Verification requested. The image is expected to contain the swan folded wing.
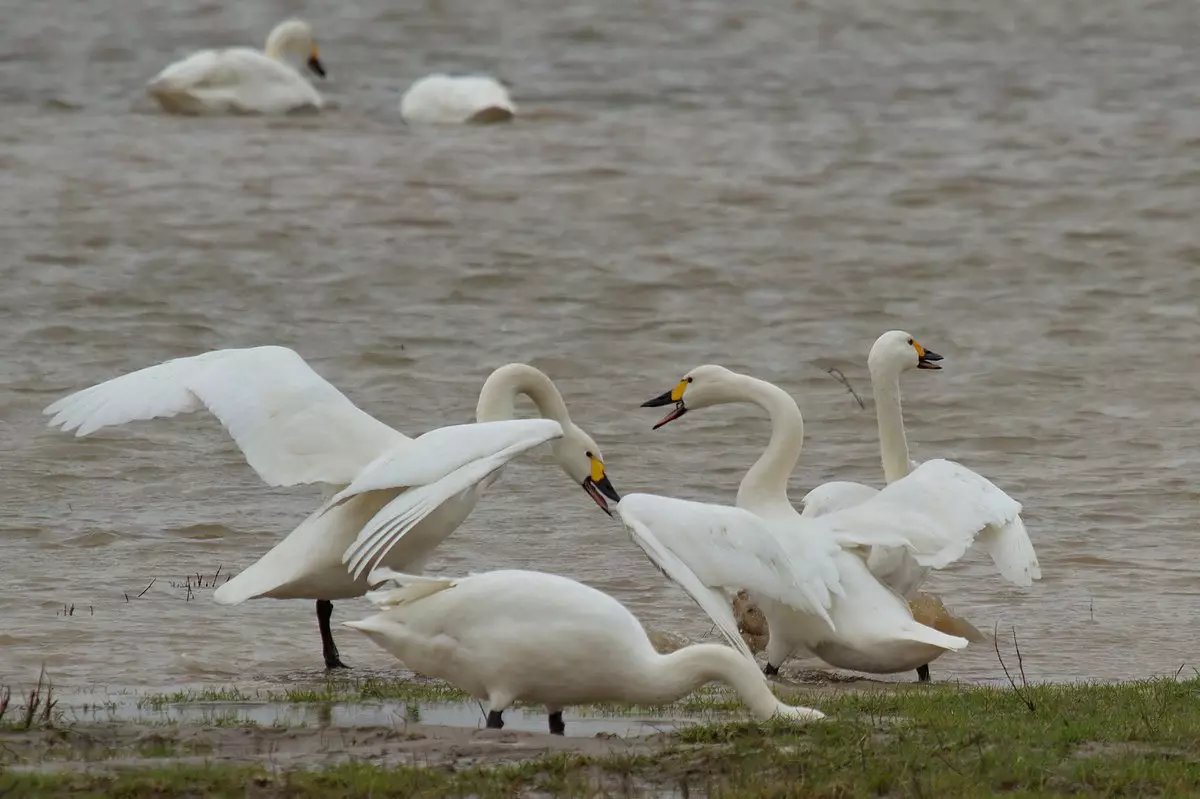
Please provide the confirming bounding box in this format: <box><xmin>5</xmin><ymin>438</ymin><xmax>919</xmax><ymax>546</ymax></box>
<box><xmin>338</xmin><ymin>419</ymin><xmax>564</xmax><ymax>580</ymax></box>
<box><xmin>812</xmin><ymin>459</ymin><xmax>1040</xmax><ymax>583</ymax></box>
<box><xmin>615</xmin><ymin>496</ymin><xmax>755</xmax><ymax>663</ymax></box>
<box><xmin>43</xmin><ymin>346</ymin><xmax>407</xmax><ymax>487</ymax></box>
<box><xmin>617</xmin><ymin>494</ymin><xmax>841</xmax><ymax>633</ymax></box>
<box><xmin>363</xmin><ymin>568</ymin><xmax>458</xmax><ymax>608</ymax></box>
<box><xmin>799</xmin><ymin>481</ymin><xmax>879</xmax><ymax>518</ymax></box>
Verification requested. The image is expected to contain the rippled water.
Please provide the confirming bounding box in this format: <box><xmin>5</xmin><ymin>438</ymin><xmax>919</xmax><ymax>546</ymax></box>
<box><xmin>2</xmin><ymin>0</ymin><xmax>1199</xmax><ymax>695</ymax></box>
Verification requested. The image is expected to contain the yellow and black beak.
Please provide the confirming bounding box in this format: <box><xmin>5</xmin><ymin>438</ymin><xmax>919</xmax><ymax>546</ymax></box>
<box><xmin>914</xmin><ymin>340</ymin><xmax>943</xmax><ymax>370</ymax></box>
<box><xmin>581</xmin><ymin>455</ymin><xmax>620</xmax><ymax>515</ymax></box>
<box><xmin>641</xmin><ymin>378</ymin><xmax>689</xmax><ymax>430</ymax></box>
<box><xmin>306</xmin><ymin>44</ymin><xmax>326</xmax><ymax>78</ymax></box>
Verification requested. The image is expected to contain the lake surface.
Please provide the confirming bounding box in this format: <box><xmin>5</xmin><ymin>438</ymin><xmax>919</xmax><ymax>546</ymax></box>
<box><xmin>2</xmin><ymin>0</ymin><xmax>1198</xmax><ymax>695</ymax></box>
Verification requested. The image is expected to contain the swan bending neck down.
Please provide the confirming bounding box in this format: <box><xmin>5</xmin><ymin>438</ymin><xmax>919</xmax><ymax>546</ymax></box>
<box><xmin>347</xmin><ymin>568</ymin><xmax>824</xmax><ymax>734</ymax></box>
<box><xmin>147</xmin><ymin>18</ymin><xmax>326</xmax><ymax>116</ymax></box>
<box><xmin>43</xmin><ymin>348</ymin><xmax>618</xmax><ymax>670</ymax></box>
<box><xmin>400</xmin><ymin>74</ymin><xmax>516</xmax><ymax>125</ymax></box>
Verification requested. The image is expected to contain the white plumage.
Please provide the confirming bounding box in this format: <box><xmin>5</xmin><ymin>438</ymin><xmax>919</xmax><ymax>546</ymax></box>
<box><xmin>146</xmin><ymin>19</ymin><xmax>325</xmax><ymax>115</ymax></box>
<box><xmin>44</xmin><ymin>349</ymin><xmax>617</xmax><ymax>669</ymax></box>
<box><xmin>400</xmin><ymin>74</ymin><xmax>516</xmax><ymax>124</ymax></box>
<box><xmin>346</xmin><ymin>568</ymin><xmax>825</xmax><ymax>734</ymax></box>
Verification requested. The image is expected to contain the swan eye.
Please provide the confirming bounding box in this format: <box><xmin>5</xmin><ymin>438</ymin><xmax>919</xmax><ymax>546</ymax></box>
<box><xmin>585</xmin><ymin>451</ymin><xmax>593</xmax><ymax>459</ymax></box>
<box><xmin>907</xmin><ymin>337</ymin><xmax>914</xmax><ymax>345</ymax></box>
<box><xmin>686</xmin><ymin>377</ymin><xmax>693</xmax><ymax>383</ymax></box>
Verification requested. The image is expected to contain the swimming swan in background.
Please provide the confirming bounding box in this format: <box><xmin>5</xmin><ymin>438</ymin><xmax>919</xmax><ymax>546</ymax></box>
<box><xmin>44</xmin><ymin>349</ymin><xmax>618</xmax><ymax>669</ymax></box>
<box><xmin>400</xmin><ymin>74</ymin><xmax>516</xmax><ymax>124</ymax></box>
<box><xmin>635</xmin><ymin>364</ymin><xmax>1032</xmax><ymax>677</ymax></box>
<box><xmin>798</xmin><ymin>331</ymin><xmax>1042</xmax><ymax>680</ymax></box>
<box><xmin>346</xmin><ymin>568</ymin><xmax>825</xmax><ymax>733</ymax></box>
<box><xmin>146</xmin><ymin>19</ymin><xmax>326</xmax><ymax>115</ymax></box>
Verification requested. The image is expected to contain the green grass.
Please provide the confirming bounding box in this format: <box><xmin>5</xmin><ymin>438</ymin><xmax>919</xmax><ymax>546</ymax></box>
<box><xmin>4</xmin><ymin>679</ymin><xmax>1200</xmax><ymax>796</ymax></box>
<box><xmin>133</xmin><ymin>676</ymin><xmax>741</xmax><ymax>716</ymax></box>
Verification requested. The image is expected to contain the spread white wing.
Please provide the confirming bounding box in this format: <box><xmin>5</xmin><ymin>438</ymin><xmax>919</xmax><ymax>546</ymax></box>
<box><xmin>615</xmin><ymin>493</ymin><xmax>845</xmax><ymax>663</ymax></box>
<box><xmin>809</xmin><ymin>458</ymin><xmax>1041</xmax><ymax>586</ymax></box>
<box><xmin>44</xmin><ymin>346</ymin><xmax>407</xmax><ymax>488</ymax></box>
<box><xmin>337</xmin><ymin>419</ymin><xmax>564</xmax><ymax>579</ymax></box>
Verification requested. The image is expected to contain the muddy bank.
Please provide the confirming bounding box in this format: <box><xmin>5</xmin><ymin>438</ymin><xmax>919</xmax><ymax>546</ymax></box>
<box><xmin>1</xmin><ymin>720</ymin><xmax>658</xmax><ymax>774</ymax></box>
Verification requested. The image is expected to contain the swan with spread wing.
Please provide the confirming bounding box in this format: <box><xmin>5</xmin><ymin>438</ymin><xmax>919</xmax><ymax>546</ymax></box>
<box><xmin>799</xmin><ymin>331</ymin><xmax>1042</xmax><ymax>680</ymax></box>
<box><xmin>625</xmin><ymin>363</ymin><xmax>1035</xmax><ymax>678</ymax></box>
<box><xmin>44</xmin><ymin>348</ymin><xmax>618</xmax><ymax>669</ymax></box>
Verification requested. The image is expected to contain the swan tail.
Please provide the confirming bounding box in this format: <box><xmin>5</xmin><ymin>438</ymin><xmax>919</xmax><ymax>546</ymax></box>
<box><xmin>212</xmin><ymin>558</ymin><xmax>289</xmax><ymax>605</ymax></box>
<box><xmin>899</xmin><ymin>622</ymin><xmax>969</xmax><ymax>652</ymax></box>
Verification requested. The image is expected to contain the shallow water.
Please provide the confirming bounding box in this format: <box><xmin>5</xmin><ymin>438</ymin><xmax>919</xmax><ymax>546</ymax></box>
<box><xmin>2</xmin><ymin>0</ymin><xmax>1200</xmax><ymax>696</ymax></box>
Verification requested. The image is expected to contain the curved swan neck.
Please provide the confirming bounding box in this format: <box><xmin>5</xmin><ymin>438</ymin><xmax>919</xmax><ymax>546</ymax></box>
<box><xmin>475</xmin><ymin>364</ymin><xmax>571</xmax><ymax>424</ymax></box>
<box><xmin>730</xmin><ymin>375</ymin><xmax>804</xmax><ymax>515</ymax></box>
<box><xmin>639</xmin><ymin>645</ymin><xmax>784</xmax><ymax>720</ymax></box>
<box><xmin>870</xmin><ymin>363</ymin><xmax>910</xmax><ymax>484</ymax></box>
<box><xmin>264</xmin><ymin>20</ymin><xmax>304</xmax><ymax>60</ymax></box>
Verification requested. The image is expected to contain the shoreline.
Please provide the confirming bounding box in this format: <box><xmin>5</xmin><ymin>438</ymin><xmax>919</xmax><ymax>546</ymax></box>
<box><xmin>4</xmin><ymin>671</ymin><xmax>1200</xmax><ymax>796</ymax></box>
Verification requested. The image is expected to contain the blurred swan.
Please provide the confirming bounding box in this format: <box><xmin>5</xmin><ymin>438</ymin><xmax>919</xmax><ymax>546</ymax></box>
<box><xmin>799</xmin><ymin>331</ymin><xmax>1041</xmax><ymax>680</ymax></box>
<box><xmin>347</xmin><ymin>568</ymin><xmax>825</xmax><ymax>733</ymax></box>
<box><xmin>400</xmin><ymin>74</ymin><xmax>516</xmax><ymax>124</ymax></box>
<box><xmin>146</xmin><ymin>19</ymin><xmax>326</xmax><ymax>115</ymax></box>
<box><xmin>44</xmin><ymin>349</ymin><xmax>617</xmax><ymax>669</ymax></box>
<box><xmin>631</xmin><ymin>364</ymin><xmax>1031</xmax><ymax>678</ymax></box>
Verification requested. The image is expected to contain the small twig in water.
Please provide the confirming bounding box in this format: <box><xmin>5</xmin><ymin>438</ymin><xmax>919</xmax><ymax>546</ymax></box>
<box><xmin>993</xmin><ymin>623</ymin><xmax>1035</xmax><ymax>713</ymax></box>
<box><xmin>826</xmin><ymin>367</ymin><xmax>866</xmax><ymax>410</ymax></box>
<box><xmin>137</xmin><ymin>578</ymin><xmax>155</xmax><ymax>598</ymax></box>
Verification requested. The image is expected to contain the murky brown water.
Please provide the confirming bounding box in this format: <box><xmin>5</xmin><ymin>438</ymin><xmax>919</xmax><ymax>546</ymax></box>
<box><xmin>2</xmin><ymin>0</ymin><xmax>1199</xmax><ymax>696</ymax></box>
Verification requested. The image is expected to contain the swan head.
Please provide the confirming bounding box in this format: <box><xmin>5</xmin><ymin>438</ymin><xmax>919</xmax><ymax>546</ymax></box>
<box><xmin>868</xmin><ymin>330</ymin><xmax>942</xmax><ymax>376</ymax></box>
<box><xmin>552</xmin><ymin>424</ymin><xmax>620</xmax><ymax>516</ymax></box>
<box><xmin>640</xmin><ymin>364</ymin><xmax>746</xmax><ymax>429</ymax></box>
<box><xmin>265</xmin><ymin>19</ymin><xmax>326</xmax><ymax>78</ymax></box>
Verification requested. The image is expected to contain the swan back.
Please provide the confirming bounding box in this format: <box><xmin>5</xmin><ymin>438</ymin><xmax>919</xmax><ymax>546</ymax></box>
<box><xmin>400</xmin><ymin>74</ymin><xmax>516</xmax><ymax>125</ymax></box>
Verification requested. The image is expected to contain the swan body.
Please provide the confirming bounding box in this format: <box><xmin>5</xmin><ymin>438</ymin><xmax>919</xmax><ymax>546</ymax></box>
<box><xmin>799</xmin><ymin>331</ymin><xmax>1041</xmax><ymax>679</ymax></box>
<box><xmin>44</xmin><ymin>349</ymin><xmax>618</xmax><ymax>668</ymax></box>
<box><xmin>147</xmin><ymin>19</ymin><xmax>326</xmax><ymax>115</ymax></box>
<box><xmin>799</xmin><ymin>330</ymin><xmax>1041</xmax><ymax>590</ymax></box>
<box><xmin>346</xmin><ymin>568</ymin><xmax>825</xmax><ymax>733</ymax></box>
<box><xmin>400</xmin><ymin>74</ymin><xmax>516</xmax><ymax>124</ymax></box>
<box><xmin>636</xmin><ymin>364</ymin><xmax>1033</xmax><ymax>677</ymax></box>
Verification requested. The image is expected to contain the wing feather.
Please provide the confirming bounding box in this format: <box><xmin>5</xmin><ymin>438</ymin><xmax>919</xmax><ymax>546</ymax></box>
<box><xmin>44</xmin><ymin>346</ymin><xmax>407</xmax><ymax>487</ymax></box>
<box><xmin>337</xmin><ymin>419</ymin><xmax>563</xmax><ymax>579</ymax></box>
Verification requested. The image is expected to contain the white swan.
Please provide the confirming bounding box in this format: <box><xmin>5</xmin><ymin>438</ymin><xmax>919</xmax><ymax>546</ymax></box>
<box><xmin>146</xmin><ymin>19</ymin><xmax>326</xmax><ymax>115</ymax></box>
<box><xmin>346</xmin><ymin>567</ymin><xmax>825</xmax><ymax>733</ymax></box>
<box><xmin>400</xmin><ymin>74</ymin><xmax>516</xmax><ymax>125</ymax></box>
<box><xmin>44</xmin><ymin>348</ymin><xmax>618</xmax><ymax>669</ymax></box>
<box><xmin>631</xmin><ymin>364</ymin><xmax>1032</xmax><ymax>677</ymax></box>
<box><xmin>799</xmin><ymin>330</ymin><xmax>1042</xmax><ymax>679</ymax></box>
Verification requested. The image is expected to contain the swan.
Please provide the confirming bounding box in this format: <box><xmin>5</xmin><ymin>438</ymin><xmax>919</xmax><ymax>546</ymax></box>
<box><xmin>799</xmin><ymin>330</ymin><xmax>1042</xmax><ymax>680</ymax></box>
<box><xmin>44</xmin><ymin>348</ymin><xmax>618</xmax><ymax>669</ymax></box>
<box><xmin>345</xmin><ymin>567</ymin><xmax>825</xmax><ymax>734</ymax></box>
<box><xmin>399</xmin><ymin>74</ymin><xmax>516</xmax><ymax>125</ymax></box>
<box><xmin>146</xmin><ymin>19</ymin><xmax>326</xmax><ymax>115</ymax></box>
<box><xmin>631</xmin><ymin>364</ymin><xmax>1033</xmax><ymax>678</ymax></box>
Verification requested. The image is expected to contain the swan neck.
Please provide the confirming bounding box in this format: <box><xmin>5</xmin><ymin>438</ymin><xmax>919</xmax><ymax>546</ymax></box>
<box><xmin>871</xmin><ymin>365</ymin><xmax>910</xmax><ymax>483</ymax></box>
<box><xmin>475</xmin><ymin>364</ymin><xmax>571</xmax><ymax>424</ymax></box>
<box><xmin>641</xmin><ymin>645</ymin><xmax>783</xmax><ymax>721</ymax></box>
<box><xmin>264</xmin><ymin>22</ymin><xmax>298</xmax><ymax>60</ymax></box>
<box><xmin>733</xmin><ymin>376</ymin><xmax>804</xmax><ymax>514</ymax></box>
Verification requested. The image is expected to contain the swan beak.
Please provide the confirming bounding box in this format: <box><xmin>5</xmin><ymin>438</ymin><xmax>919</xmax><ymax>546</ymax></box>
<box><xmin>917</xmin><ymin>348</ymin><xmax>943</xmax><ymax>370</ymax></box>
<box><xmin>306</xmin><ymin>47</ymin><xmax>326</xmax><ymax>78</ymax></box>
<box><xmin>641</xmin><ymin>380</ymin><xmax>689</xmax><ymax>429</ymax></box>
<box><xmin>582</xmin><ymin>457</ymin><xmax>620</xmax><ymax>515</ymax></box>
